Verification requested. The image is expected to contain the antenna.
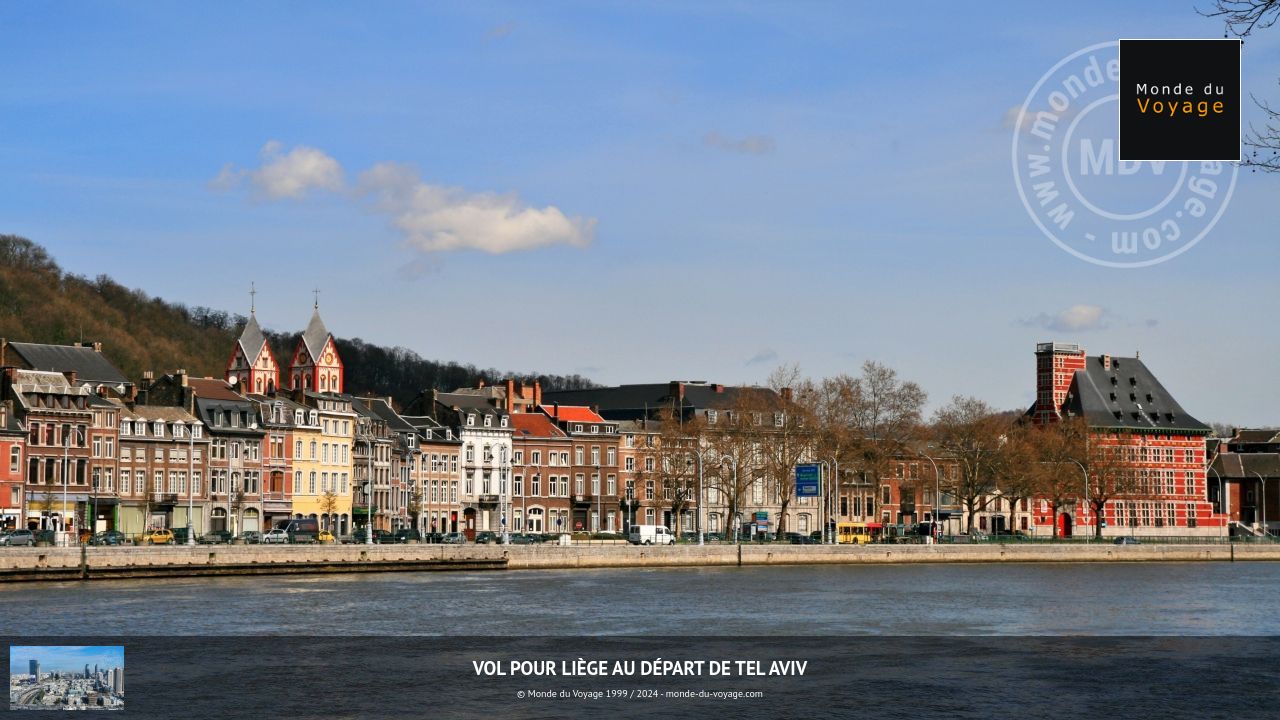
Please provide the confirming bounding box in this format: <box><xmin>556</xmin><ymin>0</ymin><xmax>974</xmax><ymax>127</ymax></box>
<box><xmin>313</xmin><ymin>287</ymin><xmax>321</xmax><ymax>309</ymax></box>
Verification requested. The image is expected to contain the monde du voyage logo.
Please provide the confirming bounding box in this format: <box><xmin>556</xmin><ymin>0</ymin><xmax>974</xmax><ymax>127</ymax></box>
<box><xmin>1012</xmin><ymin>40</ymin><xmax>1240</xmax><ymax>268</ymax></box>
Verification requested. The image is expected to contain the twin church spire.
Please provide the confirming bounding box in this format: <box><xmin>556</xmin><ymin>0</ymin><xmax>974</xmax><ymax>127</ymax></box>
<box><xmin>226</xmin><ymin>286</ymin><xmax>344</xmax><ymax>395</ymax></box>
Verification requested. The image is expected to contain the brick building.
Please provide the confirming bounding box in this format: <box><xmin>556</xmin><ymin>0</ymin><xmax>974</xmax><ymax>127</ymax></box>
<box><xmin>539</xmin><ymin>405</ymin><xmax>621</xmax><ymax>533</ymax></box>
<box><xmin>1029</xmin><ymin>342</ymin><xmax>1220</xmax><ymax>537</ymax></box>
<box><xmin>1208</xmin><ymin>429</ymin><xmax>1280</xmax><ymax>535</ymax></box>
<box><xmin>0</xmin><ymin>400</ymin><xmax>24</xmax><ymax>531</ymax></box>
<box><xmin>509</xmin><ymin>412</ymin><xmax>571</xmax><ymax>534</ymax></box>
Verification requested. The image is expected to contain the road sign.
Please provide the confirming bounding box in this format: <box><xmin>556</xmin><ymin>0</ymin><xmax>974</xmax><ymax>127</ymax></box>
<box><xmin>795</xmin><ymin>463</ymin><xmax>821</xmax><ymax>497</ymax></box>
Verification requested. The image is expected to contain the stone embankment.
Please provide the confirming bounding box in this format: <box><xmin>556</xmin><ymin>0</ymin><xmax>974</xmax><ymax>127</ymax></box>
<box><xmin>0</xmin><ymin>542</ymin><xmax>1275</xmax><ymax>582</ymax></box>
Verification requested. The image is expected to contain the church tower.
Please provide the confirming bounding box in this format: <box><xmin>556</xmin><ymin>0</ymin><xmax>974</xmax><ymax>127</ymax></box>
<box><xmin>226</xmin><ymin>284</ymin><xmax>280</xmax><ymax>394</ymax></box>
<box><xmin>289</xmin><ymin>294</ymin><xmax>344</xmax><ymax>393</ymax></box>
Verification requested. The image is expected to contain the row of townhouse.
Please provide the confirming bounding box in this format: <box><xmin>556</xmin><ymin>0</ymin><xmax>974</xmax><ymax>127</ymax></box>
<box><xmin>0</xmin><ymin>310</ymin><xmax>1267</xmax><ymax>541</ymax></box>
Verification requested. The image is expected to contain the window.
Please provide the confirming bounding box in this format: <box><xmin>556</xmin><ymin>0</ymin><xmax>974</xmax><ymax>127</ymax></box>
<box><xmin>483</xmin><ymin>415</ymin><xmax>492</xmax><ymax>427</ymax></box>
<box><xmin>10</xmin><ymin>447</ymin><xmax>19</xmax><ymax>473</ymax></box>
<box><xmin>576</xmin><ymin>474</ymin><xmax>585</xmax><ymax>495</ymax></box>
<box><xmin>607</xmin><ymin>448</ymin><xmax>616</xmax><ymax>466</ymax></box>
<box><xmin>625</xmin><ymin>457</ymin><xmax>635</xmax><ymax>471</ymax></box>
<box><xmin>309</xmin><ymin>472</ymin><xmax>317</xmax><ymax>494</ymax></box>
<box><xmin>607</xmin><ymin>474</ymin><xmax>616</xmax><ymax>495</ymax></box>
<box><xmin>532</xmin><ymin>475</ymin><xmax>541</xmax><ymax>496</ymax></box>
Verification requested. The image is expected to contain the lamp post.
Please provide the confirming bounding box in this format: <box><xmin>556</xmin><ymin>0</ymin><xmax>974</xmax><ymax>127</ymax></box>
<box><xmin>1207</xmin><ymin>465</ymin><xmax>1226</xmax><ymax>536</ymax></box>
<box><xmin>91</xmin><ymin>473</ymin><xmax>98</xmax><ymax>542</ymax></box>
<box><xmin>362</xmin><ymin>480</ymin><xmax>373</xmax><ymax>545</ymax></box>
<box><xmin>695</xmin><ymin>448</ymin><xmax>705</xmax><ymax>546</ymax></box>
<box><xmin>921</xmin><ymin>452</ymin><xmax>941</xmax><ymax>543</ymax></box>
<box><xmin>62</xmin><ymin>425</ymin><xmax>85</xmax><ymax>546</ymax></box>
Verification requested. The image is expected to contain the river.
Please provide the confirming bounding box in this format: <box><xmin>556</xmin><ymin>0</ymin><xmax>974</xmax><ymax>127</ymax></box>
<box><xmin>2</xmin><ymin>562</ymin><xmax>1275</xmax><ymax>635</ymax></box>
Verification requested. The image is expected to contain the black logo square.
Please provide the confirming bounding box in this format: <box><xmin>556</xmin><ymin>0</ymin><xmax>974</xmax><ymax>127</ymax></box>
<box><xmin>1119</xmin><ymin>39</ymin><xmax>1241</xmax><ymax>161</ymax></box>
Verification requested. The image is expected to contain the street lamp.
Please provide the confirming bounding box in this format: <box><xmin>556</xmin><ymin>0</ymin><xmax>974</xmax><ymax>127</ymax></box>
<box><xmin>62</xmin><ymin>425</ymin><xmax>86</xmax><ymax>546</ymax></box>
<box><xmin>362</xmin><ymin>480</ymin><xmax>373</xmax><ymax>546</ymax></box>
<box><xmin>1207</xmin><ymin>465</ymin><xmax>1226</xmax><ymax>533</ymax></box>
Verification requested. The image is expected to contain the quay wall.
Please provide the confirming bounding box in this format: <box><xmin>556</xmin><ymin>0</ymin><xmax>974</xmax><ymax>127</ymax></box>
<box><xmin>1</xmin><ymin>542</ymin><xmax>1278</xmax><ymax>581</ymax></box>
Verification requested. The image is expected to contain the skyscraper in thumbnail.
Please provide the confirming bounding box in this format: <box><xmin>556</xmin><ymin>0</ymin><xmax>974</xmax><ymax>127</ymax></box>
<box><xmin>113</xmin><ymin>667</ymin><xmax>123</xmax><ymax>693</ymax></box>
<box><xmin>29</xmin><ymin>659</ymin><xmax>39</xmax><ymax>679</ymax></box>
<box><xmin>85</xmin><ymin>663</ymin><xmax>90</xmax><ymax>678</ymax></box>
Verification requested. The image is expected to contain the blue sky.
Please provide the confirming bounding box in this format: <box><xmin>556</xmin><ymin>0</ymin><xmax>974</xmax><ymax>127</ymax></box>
<box><xmin>9</xmin><ymin>646</ymin><xmax>124</xmax><ymax>674</ymax></box>
<box><xmin>2</xmin><ymin>1</ymin><xmax>1277</xmax><ymax>425</ymax></box>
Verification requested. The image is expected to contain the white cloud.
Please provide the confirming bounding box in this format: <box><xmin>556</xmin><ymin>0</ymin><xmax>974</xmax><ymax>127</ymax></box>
<box><xmin>703</xmin><ymin>131</ymin><xmax>776</xmax><ymax>155</ymax></box>
<box><xmin>1021</xmin><ymin>304</ymin><xmax>1109</xmax><ymax>332</ymax></box>
<box><xmin>358</xmin><ymin>162</ymin><xmax>596</xmax><ymax>254</ymax></box>
<box><xmin>209</xmin><ymin>140</ymin><xmax>344</xmax><ymax>200</ymax></box>
<box><xmin>212</xmin><ymin>144</ymin><xmax>595</xmax><ymax>255</ymax></box>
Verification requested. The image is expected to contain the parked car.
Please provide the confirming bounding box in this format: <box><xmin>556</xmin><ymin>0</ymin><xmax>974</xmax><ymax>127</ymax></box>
<box><xmin>508</xmin><ymin>533</ymin><xmax>539</xmax><ymax>544</ymax></box>
<box><xmin>238</xmin><ymin>530</ymin><xmax>263</xmax><ymax>544</ymax></box>
<box><xmin>474</xmin><ymin>531</ymin><xmax>499</xmax><ymax>544</ymax></box>
<box><xmin>350</xmin><ymin>527</ymin><xmax>393</xmax><ymax>544</ymax></box>
<box><xmin>441</xmin><ymin>532</ymin><xmax>467</xmax><ymax>544</ymax></box>
<box><xmin>1114</xmin><ymin>536</ymin><xmax>1141</xmax><ymax>545</ymax></box>
<box><xmin>261</xmin><ymin>528</ymin><xmax>291</xmax><ymax>544</ymax></box>
<box><xmin>0</xmin><ymin>529</ymin><xmax>35</xmax><ymax>546</ymax></box>
<box><xmin>317</xmin><ymin>530</ymin><xmax>336</xmax><ymax>544</ymax></box>
<box><xmin>277</xmin><ymin>518</ymin><xmax>319</xmax><ymax>543</ymax></box>
<box><xmin>89</xmin><ymin>530</ymin><xmax>127</xmax><ymax>546</ymax></box>
<box><xmin>784</xmin><ymin>532</ymin><xmax>816</xmax><ymax>545</ymax></box>
<box><xmin>144</xmin><ymin>528</ymin><xmax>175</xmax><ymax>545</ymax></box>
<box><xmin>421</xmin><ymin>532</ymin><xmax>443</xmax><ymax>544</ymax></box>
<box><xmin>199</xmin><ymin>530</ymin><xmax>233</xmax><ymax>544</ymax></box>
<box><xmin>393</xmin><ymin>529</ymin><xmax>422</xmax><ymax>544</ymax></box>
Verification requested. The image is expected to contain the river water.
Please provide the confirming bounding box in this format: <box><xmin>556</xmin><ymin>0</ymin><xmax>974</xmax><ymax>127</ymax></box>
<box><xmin>2</xmin><ymin>562</ymin><xmax>1276</xmax><ymax>636</ymax></box>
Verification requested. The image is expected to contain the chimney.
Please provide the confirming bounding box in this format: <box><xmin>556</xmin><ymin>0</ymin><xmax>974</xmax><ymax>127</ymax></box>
<box><xmin>1102</xmin><ymin>355</ymin><xmax>1112</xmax><ymax>370</ymax></box>
<box><xmin>552</xmin><ymin>402</ymin><xmax>559</xmax><ymax>420</ymax></box>
<box><xmin>533</xmin><ymin>380</ymin><xmax>542</xmax><ymax>407</ymax></box>
<box><xmin>63</xmin><ymin>370</ymin><xmax>78</xmax><ymax>386</ymax></box>
<box><xmin>669</xmin><ymin>381</ymin><xmax>685</xmax><ymax>404</ymax></box>
<box><xmin>0</xmin><ymin>338</ymin><xmax>6</xmax><ymax>366</ymax></box>
<box><xmin>505</xmin><ymin>379</ymin><xmax>516</xmax><ymax>414</ymax></box>
<box><xmin>92</xmin><ymin>341</ymin><xmax>103</xmax><ymax>353</ymax></box>
<box><xmin>781</xmin><ymin>387</ymin><xmax>793</xmax><ymax>402</ymax></box>
<box><xmin>176</xmin><ymin>369</ymin><xmax>188</xmax><ymax>388</ymax></box>
<box><xmin>713</xmin><ymin>384</ymin><xmax>724</xmax><ymax>393</ymax></box>
<box><xmin>478</xmin><ymin>379</ymin><xmax>485</xmax><ymax>389</ymax></box>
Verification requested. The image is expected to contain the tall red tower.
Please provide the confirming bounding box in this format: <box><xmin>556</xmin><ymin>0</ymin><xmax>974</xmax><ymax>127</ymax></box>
<box><xmin>289</xmin><ymin>299</ymin><xmax>343</xmax><ymax>394</ymax></box>
<box><xmin>1032</xmin><ymin>341</ymin><xmax>1086</xmax><ymax>425</ymax></box>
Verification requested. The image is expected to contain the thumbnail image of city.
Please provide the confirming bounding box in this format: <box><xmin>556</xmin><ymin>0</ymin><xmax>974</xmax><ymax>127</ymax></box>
<box><xmin>9</xmin><ymin>646</ymin><xmax>124</xmax><ymax>711</ymax></box>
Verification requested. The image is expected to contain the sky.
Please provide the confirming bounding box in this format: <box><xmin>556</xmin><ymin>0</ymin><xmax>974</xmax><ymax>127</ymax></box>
<box><xmin>9</xmin><ymin>645</ymin><xmax>124</xmax><ymax>674</ymax></box>
<box><xmin>2</xmin><ymin>1</ymin><xmax>1277</xmax><ymax>426</ymax></box>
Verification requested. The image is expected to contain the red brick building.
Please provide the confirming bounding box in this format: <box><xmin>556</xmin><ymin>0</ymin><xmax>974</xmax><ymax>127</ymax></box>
<box><xmin>0</xmin><ymin>400</ymin><xmax>24</xmax><ymax>531</ymax></box>
<box><xmin>1029</xmin><ymin>342</ymin><xmax>1220</xmax><ymax>537</ymax></box>
<box><xmin>509</xmin><ymin>412</ymin><xmax>571</xmax><ymax>534</ymax></box>
<box><xmin>539</xmin><ymin>405</ymin><xmax>622</xmax><ymax>533</ymax></box>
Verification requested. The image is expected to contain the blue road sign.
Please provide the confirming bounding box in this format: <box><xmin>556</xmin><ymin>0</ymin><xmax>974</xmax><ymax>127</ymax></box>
<box><xmin>795</xmin><ymin>463</ymin><xmax>821</xmax><ymax>497</ymax></box>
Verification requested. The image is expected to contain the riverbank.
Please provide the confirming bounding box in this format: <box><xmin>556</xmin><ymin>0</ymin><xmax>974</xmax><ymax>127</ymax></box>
<box><xmin>1</xmin><ymin>542</ymin><xmax>1278</xmax><ymax>581</ymax></box>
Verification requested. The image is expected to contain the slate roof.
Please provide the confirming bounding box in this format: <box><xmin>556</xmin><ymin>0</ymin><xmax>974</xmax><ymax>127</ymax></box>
<box><xmin>300</xmin><ymin>308</ymin><xmax>331</xmax><ymax>361</ymax></box>
<box><xmin>236</xmin><ymin>313</ymin><xmax>269</xmax><ymax>361</ymax></box>
<box><xmin>6</xmin><ymin>342</ymin><xmax>129</xmax><ymax>386</ymax></box>
<box><xmin>1059</xmin><ymin>355</ymin><xmax>1210</xmax><ymax>434</ymax></box>
<box><xmin>352</xmin><ymin>396</ymin><xmax>415</xmax><ymax>433</ymax></box>
<box><xmin>1233</xmin><ymin>429</ymin><xmax>1280</xmax><ymax>445</ymax></box>
<box><xmin>1211</xmin><ymin>452</ymin><xmax>1280</xmax><ymax>479</ymax></box>
<box><xmin>435</xmin><ymin>392</ymin><xmax>508</xmax><ymax>416</ymax></box>
<box><xmin>542</xmin><ymin>382</ymin><xmax>783</xmax><ymax>420</ymax></box>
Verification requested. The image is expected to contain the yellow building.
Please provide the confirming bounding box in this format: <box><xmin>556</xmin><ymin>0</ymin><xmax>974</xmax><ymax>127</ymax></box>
<box><xmin>290</xmin><ymin>393</ymin><xmax>356</xmax><ymax>535</ymax></box>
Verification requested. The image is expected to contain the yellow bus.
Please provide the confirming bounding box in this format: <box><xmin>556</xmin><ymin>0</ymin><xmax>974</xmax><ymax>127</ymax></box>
<box><xmin>836</xmin><ymin>522</ymin><xmax>883</xmax><ymax>544</ymax></box>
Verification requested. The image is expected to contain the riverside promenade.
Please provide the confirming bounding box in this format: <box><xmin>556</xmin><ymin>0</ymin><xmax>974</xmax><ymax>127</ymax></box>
<box><xmin>1</xmin><ymin>542</ymin><xmax>1278</xmax><ymax>581</ymax></box>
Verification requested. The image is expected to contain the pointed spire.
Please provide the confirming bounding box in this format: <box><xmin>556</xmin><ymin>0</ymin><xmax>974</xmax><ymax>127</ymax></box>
<box><xmin>313</xmin><ymin>287</ymin><xmax>321</xmax><ymax>310</ymax></box>
<box><xmin>249</xmin><ymin>282</ymin><xmax>257</xmax><ymax>315</ymax></box>
<box><xmin>302</xmin><ymin>305</ymin><xmax>331</xmax><ymax>361</ymax></box>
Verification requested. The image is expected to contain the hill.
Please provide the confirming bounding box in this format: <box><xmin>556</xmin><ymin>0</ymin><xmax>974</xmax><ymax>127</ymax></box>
<box><xmin>0</xmin><ymin>234</ymin><xmax>596</xmax><ymax>403</ymax></box>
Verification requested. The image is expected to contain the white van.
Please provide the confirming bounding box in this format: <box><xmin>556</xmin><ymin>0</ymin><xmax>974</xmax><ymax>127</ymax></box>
<box><xmin>629</xmin><ymin>524</ymin><xmax>676</xmax><ymax>546</ymax></box>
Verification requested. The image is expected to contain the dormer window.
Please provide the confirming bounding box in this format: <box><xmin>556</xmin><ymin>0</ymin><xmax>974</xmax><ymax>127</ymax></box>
<box><xmin>590</xmin><ymin>425</ymin><xmax>598</xmax><ymax>434</ymax></box>
<box><xmin>153</xmin><ymin>421</ymin><xmax>165</xmax><ymax>436</ymax></box>
<box><xmin>136</xmin><ymin>422</ymin><xmax>147</xmax><ymax>437</ymax></box>
<box><xmin>774</xmin><ymin>412</ymin><xmax>784</xmax><ymax>427</ymax></box>
<box><xmin>484</xmin><ymin>415</ymin><xmax>492</xmax><ymax>427</ymax></box>
<box><xmin>500</xmin><ymin>417</ymin><xmax>507</xmax><ymax>428</ymax></box>
<box><xmin>173</xmin><ymin>423</ymin><xmax>185</xmax><ymax>438</ymax></box>
<box><xmin>120</xmin><ymin>421</ymin><xmax>132</xmax><ymax>436</ymax></box>
<box><xmin>707</xmin><ymin>410</ymin><xmax>717</xmax><ymax>424</ymax></box>
<box><xmin>468</xmin><ymin>414</ymin><xmax>476</xmax><ymax>426</ymax></box>
<box><xmin>574</xmin><ymin>424</ymin><xmax>583</xmax><ymax>433</ymax></box>
<box><xmin>192</xmin><ymin>425</ymin><xmax>203</xmax><ymax>439</ymax></box>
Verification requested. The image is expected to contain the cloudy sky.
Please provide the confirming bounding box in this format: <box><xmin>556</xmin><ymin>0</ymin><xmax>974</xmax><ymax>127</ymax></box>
<box><xmin>2</xmin><ymin>2</ymin><xmax>1277</xmax><ymax>425</ymax></box>
<box><xmin>9</xmin><ymin>645</ymin><xmax>124</xmax><ymax>674</ymax></box>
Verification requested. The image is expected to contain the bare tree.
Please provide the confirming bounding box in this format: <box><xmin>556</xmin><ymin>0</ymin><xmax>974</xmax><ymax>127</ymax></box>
<box><xmin>990</xmin><ymin>422</ymin><xmax>1039</xmax><ymax>535</ymax></box>
<box><xmin>932</xmin><ymin>396</ymin><xmax>1004</xmax><ymax>533</ymax></box>
<box><xmin>752</xmin><ymin>366</ymin><xmax>814</xmax><ymax>536</ymax></box>
<box><xmin>704</xmin><ymin>394</ymin><xmax>764</xmax><ymax>543</ymax></box>
<box><xmin>1200</xmin><ymin>1</ymin><xmax>1280</xmax><ymax>170</ymax></box>
<box><xmin>838</xmin><ymin>362</ymin><xmax>928</xmax><ymax>522</ymax></box>
<box><xmin>1077</xmin><ymin>426</ymin><xmax>1140</xmax><ymax>539</ymax></box>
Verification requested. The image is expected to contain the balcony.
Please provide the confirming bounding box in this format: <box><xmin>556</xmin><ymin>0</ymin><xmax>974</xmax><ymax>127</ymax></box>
<box><xmin>478</xmin><ymin>494</ymin><xmax>500</xmax><ymax>506</ymax></box>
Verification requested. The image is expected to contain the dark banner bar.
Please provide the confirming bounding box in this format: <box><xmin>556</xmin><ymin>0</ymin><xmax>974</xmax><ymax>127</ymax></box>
<box><xmin>6</xmin><ymin>637</ymin><xmax>1279</xmax><ymax>719</ymax></box>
